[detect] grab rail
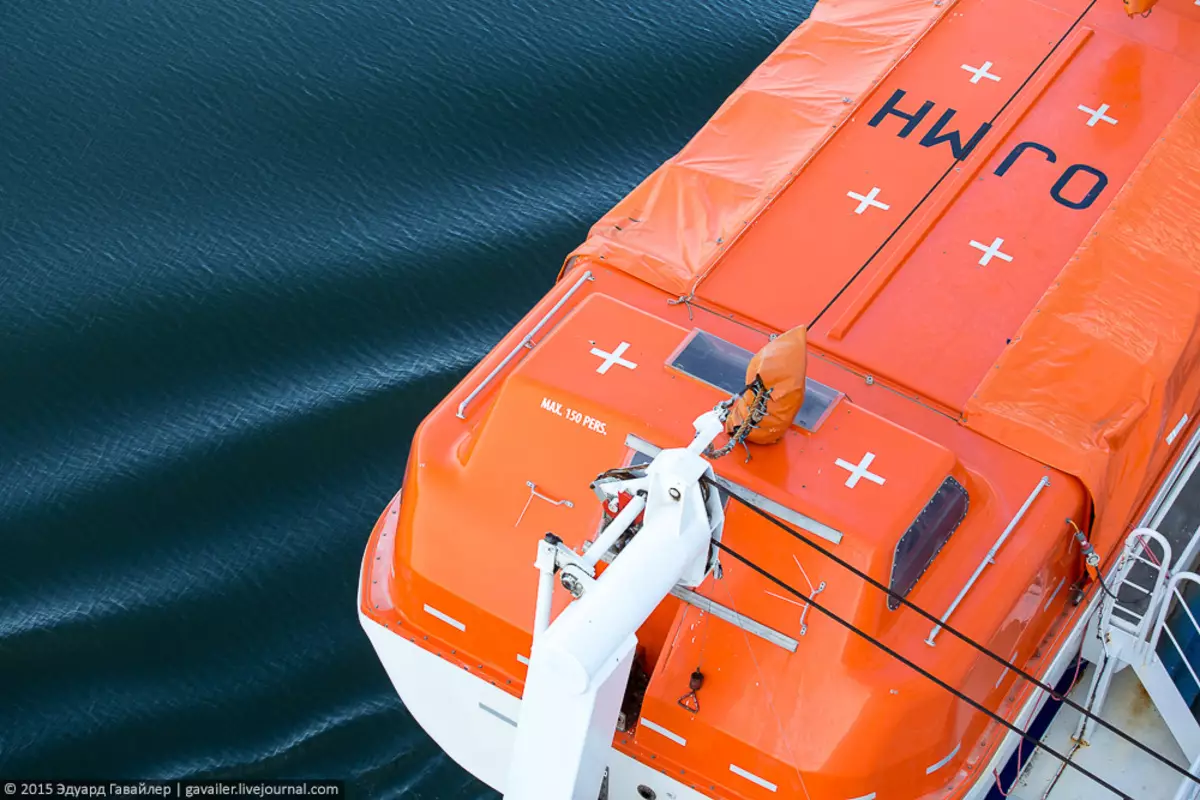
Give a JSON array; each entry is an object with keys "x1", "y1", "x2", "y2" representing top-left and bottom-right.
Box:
[
  {"x1": 1100, "y1": 528, "x2": 1173, "y2": 646},
  {"x1": 1151, "y1": 572, "x2": 1200, "y2": 688},
  {"x1": 1174, "y1": 751, "x2": 1200, "y2": 800},
  {"x1": 925, "y1": 475, "x2": 1049, "y2": 645},
  {"x1": 456, "y1": 270, "x2": 593, "y2": 419},
  {"x1": 1146, "y1": 421, "x2": 1200, "y2": 540}
]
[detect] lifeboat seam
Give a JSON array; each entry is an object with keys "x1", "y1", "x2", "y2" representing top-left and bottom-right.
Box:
[{"x1": 807, "y1": 0, "x2": 1102, "y2": 330}]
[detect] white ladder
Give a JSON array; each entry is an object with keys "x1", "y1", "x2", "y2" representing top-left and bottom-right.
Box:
[{"x1": 1080, "y1": 527, "x2": 1200, "y2": 797}]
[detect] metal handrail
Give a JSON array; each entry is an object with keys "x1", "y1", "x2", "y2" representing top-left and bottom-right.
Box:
[
  {"x1": 1100, "y1": 528, "x2": 1172, "y2": 646},
  {"x1": 1146, "y1": 421, "x2": 1200, "y2": 535},
  {"x1": 1151, "y1": 572, "x2": 1200, "y2": 685},
  {"x1": 1174, "y1": 751, "x2": 1200, "y2": 800},
  {"x1": 975, "y1": 422, "x2": 1200, "y2": 794},
  {"x1": 925, "y1": 475, "x2": 1050, "y2": 645},
  {"x1": 455, "y1": 270, "x2": 593, "y2": 419}
]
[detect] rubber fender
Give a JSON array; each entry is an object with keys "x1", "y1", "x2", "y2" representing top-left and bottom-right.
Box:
[
  {"x1": 727, "y1": 325, "x2": 808, "y2": 445},
  {"x1": 1122, "y1": 0, "x2": 1158, "y2": 15}
]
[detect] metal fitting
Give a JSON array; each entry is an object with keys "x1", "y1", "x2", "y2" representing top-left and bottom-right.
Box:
[{"x1": 560, "y1": 571, "x2": 584, "y2": 598}]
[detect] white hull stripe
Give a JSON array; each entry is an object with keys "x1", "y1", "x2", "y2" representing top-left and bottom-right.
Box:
[
  {"x1": 848, "y1": 794, "x2": 877, "y2": 800},
  {"x1": 925, "y1": 741, "x2": 961, "y2": 774},
  {"x1": 516, "y1": 653, "x2": 530, "y2": 665},
  {"x1": 423, "y1": 603, "x2": 466, "y2": 631},
  {"x1": 1169, "y1": 414, "x2": 1190, "y2": 445},
  {"x1": 639, "y1": 718, "x2": 687, "y2": 747},
  {"x1": 478, "y1": 702, "x2": 517, "y2": 727},
  {"x1": 729, "y1": 764, "x2": 777, "y2": 792}
]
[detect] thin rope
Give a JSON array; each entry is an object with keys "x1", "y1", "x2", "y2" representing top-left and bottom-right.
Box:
[
  {"x1": 713, "y1": 539, "x2": 1134, "y2": 799},
  {"x1": 696, "y1": 609, "x2": 711, "y2": 671},
  {"x1": 713, "y1": 481, "x2": 1199, "y2": 787},
  {"x1": 716, "y1": 574, "x2": 814, "y2": 800},
  {"x1": 808, "y1": 0, "x2": 1101, "y2": 330},
  {"x1": 664, "y1": 603, "x2": 691, "y2": 662},
  {"x1": 994, "y1": 653, "x2": 1084, "y2": 796},
  {"x1": 992, "y1": 735, "x2": 1022, "y2": 797},
  {"x1": 667, "y1": 293, "x2": 776, "y2": 339}
]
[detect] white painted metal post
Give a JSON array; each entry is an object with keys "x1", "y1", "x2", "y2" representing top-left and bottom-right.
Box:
[
  {"x1": 533, "y1": 537, "x2": 559, "y2": 639},
  {"x1": 688, "y1": 410, "x2": 726, "y2": 455},
  {"x1": 531, "y1": 453, "x2": 716, "y2": 692},
  {"x1": 1173, "y1": 753, "x2": 1200, "y2": 800},
  {"x1": 505, "y1": 414, "x2": 723, "y2": 800}
]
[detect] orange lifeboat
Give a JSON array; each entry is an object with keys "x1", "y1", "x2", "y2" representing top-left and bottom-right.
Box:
[{"x1": 360, "y1": 1, "x2": 1200, "y2": 798}]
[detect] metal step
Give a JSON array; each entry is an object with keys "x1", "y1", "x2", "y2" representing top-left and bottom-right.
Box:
[{"x1": 1132, "y1": 648, "x2": 1200, "y2": 759}]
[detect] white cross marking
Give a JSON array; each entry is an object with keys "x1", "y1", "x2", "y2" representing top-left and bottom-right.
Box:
[
  {"x1": 834, "y1": 452, "x2": 886, "y2": 489},
  {"x1": 969, "y1": 237, "x2": 1014, "y2": 266},
  {"x1": 1077, "y1": 103, "x2": 1118, "y2": 127},
  {"x1": 847, "y1": 187, "x2": 890, "y2": 215},
  {"x1": 961, "y1": 61, "x2": 1001, "y2": 84},
  {"x1": 589, "y1": 341, "x2": 638, "y2": 374}
]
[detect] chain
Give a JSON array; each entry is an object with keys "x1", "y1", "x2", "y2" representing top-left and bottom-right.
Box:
[{"x1": 704, "y1": 376, "x2": 772, "y2": 460}]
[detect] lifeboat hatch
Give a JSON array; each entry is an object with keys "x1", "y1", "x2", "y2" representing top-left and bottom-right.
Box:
[{"x1": 668, "y1": 329, "x2": 843, "y2": 433}]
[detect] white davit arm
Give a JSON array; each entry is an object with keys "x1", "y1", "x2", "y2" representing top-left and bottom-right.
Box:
[{"x1": 505, "y1": 411, "x2": 726, "y2": 800}]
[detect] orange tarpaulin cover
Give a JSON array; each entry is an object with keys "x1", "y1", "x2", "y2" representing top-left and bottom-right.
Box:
[
  {"x1": 1123, "y1": 0, "x2": 1161, "y2": 16},
  {"x1": 563, "y1": 0, "x2": 948, "y2": 298},
  {"x1": 965, "y1": 84, "x2": 1200, "y2": 556},
  {"x1": 563, "y1": 0, "x2": 1200, "y2": 556}
]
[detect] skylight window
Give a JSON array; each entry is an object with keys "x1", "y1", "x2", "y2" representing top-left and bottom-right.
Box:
[{"x1": 668, "y1": 330, "x2": 841, "y2": 432}]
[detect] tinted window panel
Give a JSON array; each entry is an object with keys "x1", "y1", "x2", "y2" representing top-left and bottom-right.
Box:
[
  {"x1": 670, "y1": 330, "x2": 750, "y2": 395},
  {"x1": 888, "y1": 477, "x2": 969, "y2": 610}
]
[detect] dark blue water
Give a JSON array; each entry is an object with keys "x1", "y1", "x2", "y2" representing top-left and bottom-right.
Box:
[{"x1": 0, "y1": 1, "x2": 813, "y2": 796}]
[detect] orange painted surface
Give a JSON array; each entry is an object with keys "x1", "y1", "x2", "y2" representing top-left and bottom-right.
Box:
[
  {"x1": 967, "y1": 81, "x2": 1200, "y2": 563},
  {"x1": 563, "y1": 0, "x2": 950, "y2": 299},
  {"x1": 362, "y1": 0, "x2": 1200, "y2": 797}
]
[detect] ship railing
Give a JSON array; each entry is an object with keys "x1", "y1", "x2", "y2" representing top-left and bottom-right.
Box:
[
  {"x1": 456, "y1": 270, "x2": 593, "y2": 419},
  {"x1": 1175, "y1": 749, "x2": 1200, "y2": 800},
  {"x1": 1152, "y1": 571, "x2": 1200, "y2": 800},
  {"x1": 1150, "y1": 570, "x2": 1200, "y2": 688},
  {"x1": 1075, "y1": 528, "x2": 1178, "y2": 748},
  {"x1": 1101, "y1": 527, "x2": 1173, "y2": 647}
]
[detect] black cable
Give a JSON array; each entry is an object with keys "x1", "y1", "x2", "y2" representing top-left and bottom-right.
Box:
[
  {"x1": 713, "y1": 481, "x2": 1199, "y2": 787},
  {"x1": 711, "y1": 539, "x2": 1136, "y2": 800},
  {"x1": 1094, "y1": 573, "x2": 1121, "y2": 601}
]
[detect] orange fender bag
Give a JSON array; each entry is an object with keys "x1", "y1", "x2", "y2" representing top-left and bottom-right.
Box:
[{"x1": 726, "y1": 325, "x2": 808, "y2": 445}]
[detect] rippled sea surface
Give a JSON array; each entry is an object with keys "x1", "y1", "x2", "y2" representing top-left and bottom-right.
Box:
[{"x1": 0, "y1": 1, "x2": 813, "y2": 795}]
